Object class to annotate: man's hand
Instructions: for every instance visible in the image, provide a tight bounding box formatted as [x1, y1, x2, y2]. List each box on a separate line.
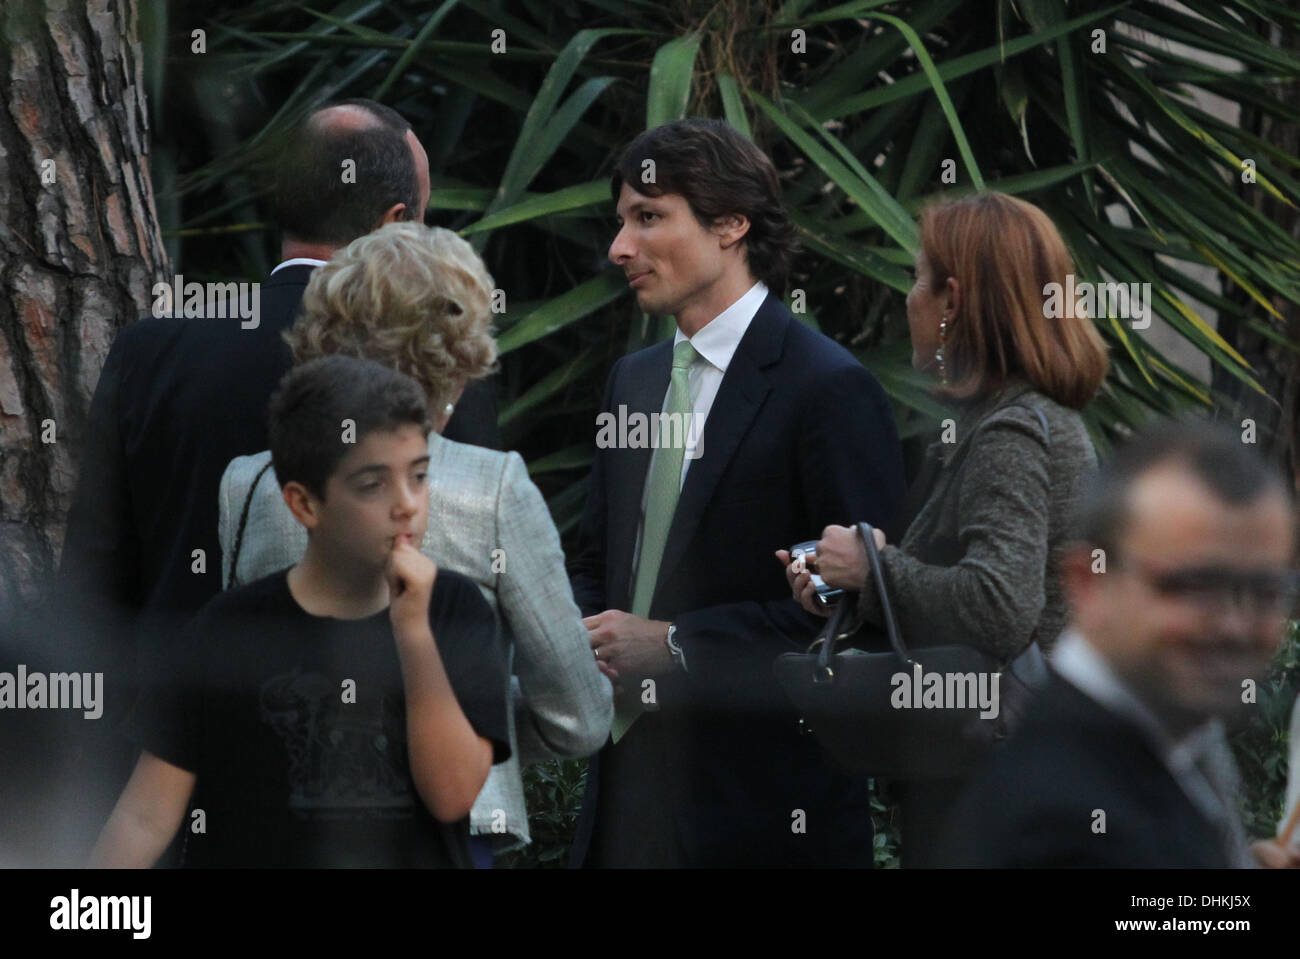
[387, 541, 437, 634]
[584, 611, 673, 697]
[1251, 838, 1300, 868]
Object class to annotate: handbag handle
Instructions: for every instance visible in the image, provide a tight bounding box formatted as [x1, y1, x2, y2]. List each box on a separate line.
[812, 521, 912, 682]
[226, 460, 273, 590]
[809, 398, 1052, 684]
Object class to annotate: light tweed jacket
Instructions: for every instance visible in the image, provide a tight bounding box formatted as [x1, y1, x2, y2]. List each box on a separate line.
[217, 432, 613, 846]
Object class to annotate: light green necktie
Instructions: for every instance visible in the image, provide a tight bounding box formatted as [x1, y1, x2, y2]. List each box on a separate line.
[613, 337, 698, 742]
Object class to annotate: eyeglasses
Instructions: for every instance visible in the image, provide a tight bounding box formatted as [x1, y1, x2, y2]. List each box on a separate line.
[1112, 555, 1300, 617]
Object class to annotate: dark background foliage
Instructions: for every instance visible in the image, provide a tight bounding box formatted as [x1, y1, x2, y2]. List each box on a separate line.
[132, 0, 1300, 865]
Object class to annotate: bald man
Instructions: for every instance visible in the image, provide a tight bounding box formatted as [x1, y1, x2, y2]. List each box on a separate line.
[57, 101, 431, 775]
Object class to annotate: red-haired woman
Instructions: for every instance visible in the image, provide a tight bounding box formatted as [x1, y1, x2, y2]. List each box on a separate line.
[781, 191, 1109, 867]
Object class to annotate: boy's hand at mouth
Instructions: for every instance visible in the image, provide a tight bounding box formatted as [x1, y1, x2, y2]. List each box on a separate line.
[387, 540, 437, 632]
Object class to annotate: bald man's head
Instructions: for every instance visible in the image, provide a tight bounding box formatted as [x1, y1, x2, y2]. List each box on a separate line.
[273, 99, 422, 248]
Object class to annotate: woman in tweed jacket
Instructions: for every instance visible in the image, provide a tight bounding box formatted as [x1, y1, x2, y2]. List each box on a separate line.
[782, 192, 1108, 866]
[218, 223, 612, 864]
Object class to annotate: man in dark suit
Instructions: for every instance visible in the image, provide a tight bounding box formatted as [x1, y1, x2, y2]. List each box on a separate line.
[570, 119, 906, 867]
[60, 99, 498, 675]
[942, 422, 1300, 868]
[54, 100, 495, 845]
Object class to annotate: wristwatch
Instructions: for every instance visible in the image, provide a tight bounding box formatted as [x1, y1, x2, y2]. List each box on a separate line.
[665, 624, 685, 671]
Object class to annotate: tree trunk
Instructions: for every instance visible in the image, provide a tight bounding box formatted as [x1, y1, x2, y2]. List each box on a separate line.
[0, 0, 167, 606]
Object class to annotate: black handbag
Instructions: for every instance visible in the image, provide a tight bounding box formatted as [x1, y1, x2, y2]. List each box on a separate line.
[773, 519, 1048, 781]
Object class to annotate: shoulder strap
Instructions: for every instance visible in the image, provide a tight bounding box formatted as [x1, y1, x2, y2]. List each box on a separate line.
[1010, 399, 1050, 443]
[227, 461, 274, 590]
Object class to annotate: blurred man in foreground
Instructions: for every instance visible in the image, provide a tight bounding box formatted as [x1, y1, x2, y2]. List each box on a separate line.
[944, 421, 1300, 867]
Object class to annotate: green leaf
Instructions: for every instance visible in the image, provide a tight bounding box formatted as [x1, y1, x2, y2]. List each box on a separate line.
[815, 4, 1125, 121]
[717, 72, 751, 138]
[461, 181, 611, 235]
[750, 91, 918, 253]
[497, 271, 628, 355]
[372, 0, 459, 100]
[499, 350, 601, 426]
[646, 33, 702, 128]
[873, 13, 984, 190]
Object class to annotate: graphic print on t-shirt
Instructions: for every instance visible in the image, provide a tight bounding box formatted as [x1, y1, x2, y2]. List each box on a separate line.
[259, 666, 413, 816]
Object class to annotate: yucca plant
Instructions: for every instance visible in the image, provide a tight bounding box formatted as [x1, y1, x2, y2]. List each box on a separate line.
[152, 0, 1300, 531]
[142, 0, 1300, 865]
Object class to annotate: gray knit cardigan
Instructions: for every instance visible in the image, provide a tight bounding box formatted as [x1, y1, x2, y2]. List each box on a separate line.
[856, 379, 1097, 659]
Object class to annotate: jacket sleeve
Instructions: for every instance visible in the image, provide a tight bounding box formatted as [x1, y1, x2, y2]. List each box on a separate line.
[568, 358, 622, 618]
[855, 409, 1052, 661]
[496, 452, 613, 763]
[218, 460, 240, 590]
[672, 361, 907, 707]
[57, 326, 144, 664]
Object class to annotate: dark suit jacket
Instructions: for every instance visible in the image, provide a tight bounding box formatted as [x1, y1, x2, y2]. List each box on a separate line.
[940, 671, 1232, 868]
[58, 264, 499, 688]
[569, 294, 906, 867]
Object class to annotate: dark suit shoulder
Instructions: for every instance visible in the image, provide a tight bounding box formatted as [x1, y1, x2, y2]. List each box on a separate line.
[943, 675, 1228, 867]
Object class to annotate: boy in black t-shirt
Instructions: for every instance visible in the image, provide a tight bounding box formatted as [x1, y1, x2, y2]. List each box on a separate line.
[90, 356, 509, 867]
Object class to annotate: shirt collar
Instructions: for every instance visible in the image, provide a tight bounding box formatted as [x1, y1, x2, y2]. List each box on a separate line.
[673, 281, 768, 373]
[271, 257, 327, 275]
[1052, 628, 1216, 768]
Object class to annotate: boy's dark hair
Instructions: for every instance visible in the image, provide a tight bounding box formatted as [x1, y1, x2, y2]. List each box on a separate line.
[610, 118, 798, 293]
[267, 355, 431, 500]
[1078, 419, 1292, 557]
[273, 100, 418, 247]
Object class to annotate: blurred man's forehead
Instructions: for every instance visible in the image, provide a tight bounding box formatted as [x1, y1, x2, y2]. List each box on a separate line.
[1122, 462, 1293, 562]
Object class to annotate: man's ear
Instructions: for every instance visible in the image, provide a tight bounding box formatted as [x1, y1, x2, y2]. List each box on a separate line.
[1060, 542, 1104, 622]
[713, 213, 751, 250]
[282, 481, 323, 530]
[377, 202, 408, 226]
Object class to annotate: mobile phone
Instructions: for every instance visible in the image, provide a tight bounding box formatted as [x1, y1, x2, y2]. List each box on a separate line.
[789, 540, 844, 608]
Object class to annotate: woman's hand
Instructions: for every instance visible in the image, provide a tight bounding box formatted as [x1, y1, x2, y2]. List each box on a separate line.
[815, 524, 886, 590]
[775, 549, 832, 618]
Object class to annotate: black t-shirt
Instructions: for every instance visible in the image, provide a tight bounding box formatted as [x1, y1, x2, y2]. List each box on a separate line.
[127, 567, 510, 868]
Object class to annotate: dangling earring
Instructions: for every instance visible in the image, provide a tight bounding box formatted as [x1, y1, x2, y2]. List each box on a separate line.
[935, 315, 950, 386]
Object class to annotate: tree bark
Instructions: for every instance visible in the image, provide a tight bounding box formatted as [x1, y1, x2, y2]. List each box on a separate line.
[0, 0, 167, 606]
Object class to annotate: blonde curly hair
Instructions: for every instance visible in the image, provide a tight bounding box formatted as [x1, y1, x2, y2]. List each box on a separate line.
[285, 222, 498, 412]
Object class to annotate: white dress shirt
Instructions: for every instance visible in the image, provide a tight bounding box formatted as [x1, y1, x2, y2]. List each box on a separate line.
[1052, 629, 1255, 867]
[632, 281, 768, 564]
[270, 257, 327, 275]
[630, 281, 769, 670]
